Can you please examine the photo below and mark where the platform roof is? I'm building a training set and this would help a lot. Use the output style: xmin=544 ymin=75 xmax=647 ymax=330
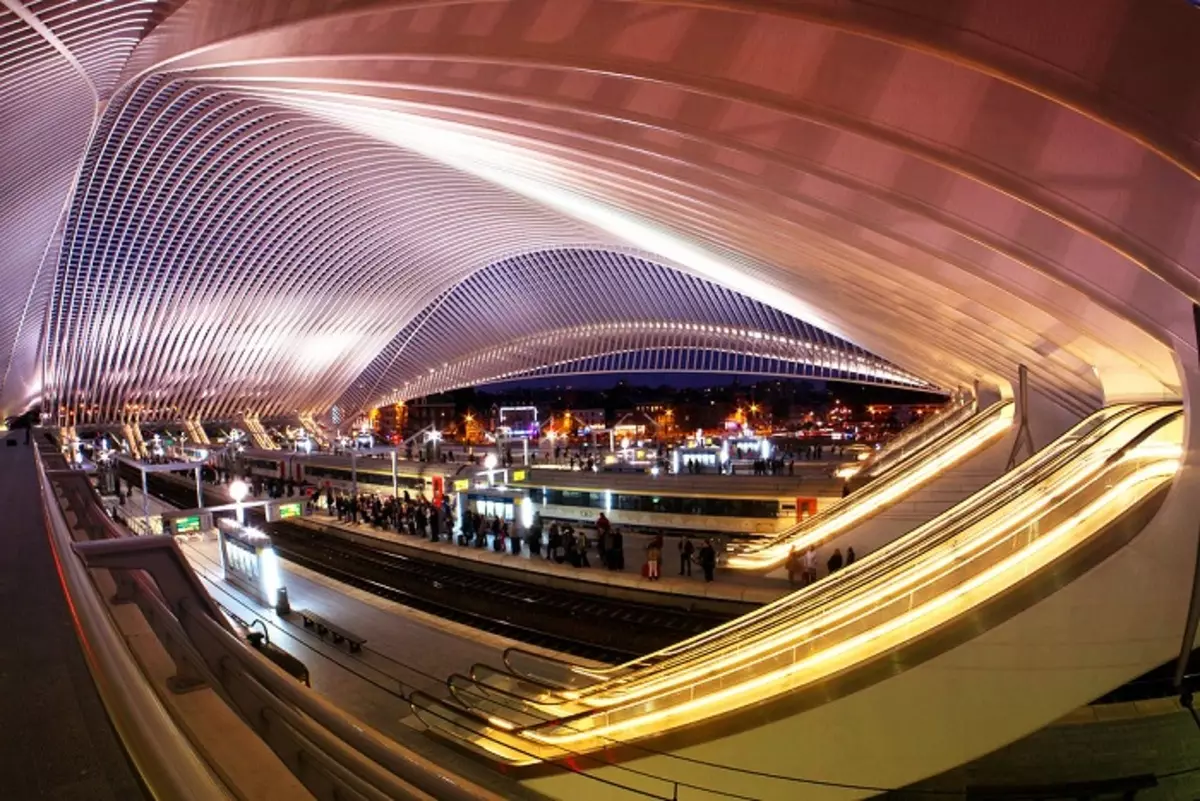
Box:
xmin=1 ymin=0 xmax=1197 ymax=425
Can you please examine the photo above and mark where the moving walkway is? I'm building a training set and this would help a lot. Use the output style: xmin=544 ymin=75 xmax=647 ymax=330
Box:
xmin=411 ymin=402 xmax=1182 ymax=767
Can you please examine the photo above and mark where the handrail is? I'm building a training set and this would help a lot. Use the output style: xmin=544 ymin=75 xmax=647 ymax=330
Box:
xmin=45 ymin=452 xmax=510 ymax=801
xmin=720 ymin=399 xmax=1015 ymax=570
xmin=33 ymin=447 xmax=232 ymax=801
xmin=495 ymin=404 xmax=1172 ymax=694
xmin=861 ymin=395 xmax=976 ymax=478
xmin=412 ymin=404 xmax=1183 ymax=763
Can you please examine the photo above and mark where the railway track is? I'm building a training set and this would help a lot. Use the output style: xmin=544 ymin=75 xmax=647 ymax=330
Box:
xmin=126 ymin=467 xmax=735 ymax=663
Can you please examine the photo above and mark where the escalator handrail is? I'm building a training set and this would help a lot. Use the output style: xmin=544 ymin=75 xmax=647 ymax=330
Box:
xmin=497 ymin=404 xmax=1177 ymax=698
xmin=731 ymin=399 xmax=1016 ymax=559
xmin=505 ymin=417 xmax=1182 ymax=733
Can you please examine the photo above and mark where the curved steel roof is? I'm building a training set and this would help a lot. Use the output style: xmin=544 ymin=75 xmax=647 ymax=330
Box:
xmin=1 ymin=0 xmax=1198 ymax=425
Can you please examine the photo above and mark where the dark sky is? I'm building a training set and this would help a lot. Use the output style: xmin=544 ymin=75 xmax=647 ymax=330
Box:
xmin=480 ymin=372 xmax=789 ymax=392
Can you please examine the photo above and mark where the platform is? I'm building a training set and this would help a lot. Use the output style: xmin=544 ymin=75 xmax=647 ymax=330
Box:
xmin=175 ymin=534 xmax=550 ymax=799
xmin=294 ymin=512 xmax=794 ymax=608
xmin=0 ymin=440 xmax=148 ymax=800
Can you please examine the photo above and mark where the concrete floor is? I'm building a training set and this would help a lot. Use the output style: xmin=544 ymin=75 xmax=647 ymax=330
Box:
xmin=0 ymin=440 xmax=147 ymax=800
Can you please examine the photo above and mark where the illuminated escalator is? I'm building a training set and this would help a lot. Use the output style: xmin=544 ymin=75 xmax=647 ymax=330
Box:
xmin=858 ymin=393 xmax=977 ymax=481
xmin=723 ymin=399 xmax=1017 ymax=571
xmin=411 ymin=402 xmax=1182 ymax=767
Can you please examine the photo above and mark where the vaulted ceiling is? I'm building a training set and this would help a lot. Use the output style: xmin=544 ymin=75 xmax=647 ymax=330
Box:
xmin=1 ymin=0 xmax=1197 ymax=425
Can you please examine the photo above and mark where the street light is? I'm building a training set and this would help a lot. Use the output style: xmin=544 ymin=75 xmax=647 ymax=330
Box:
xmin=229 ymin=479 xmax=249 ymax=525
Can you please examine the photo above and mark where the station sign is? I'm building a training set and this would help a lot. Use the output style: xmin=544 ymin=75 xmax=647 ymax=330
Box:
xmin=511 ymin=469 xmax=527 ymax=482
xmin=453 ymin=478 xmax=470 ymax=492
xmin=265 ymin=499 xmax=310 ymax=522
xmin=278 ymin=502 xmax=302 ymax=519
xmin=174 ymin=515 xmax=202 ymax=534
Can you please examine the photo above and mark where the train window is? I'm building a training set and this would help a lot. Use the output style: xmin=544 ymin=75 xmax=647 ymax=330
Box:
xmin=616 ymin=493 xmax=642 ymax=511
xmin=558 ymin=490 xmax=586 ymax=507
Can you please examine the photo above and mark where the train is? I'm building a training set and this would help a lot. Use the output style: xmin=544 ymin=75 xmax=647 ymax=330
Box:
xmin=238 ymin=449 xmax=839 ymax=540
xmin=240 ymin=451 xmax=459 ymax=499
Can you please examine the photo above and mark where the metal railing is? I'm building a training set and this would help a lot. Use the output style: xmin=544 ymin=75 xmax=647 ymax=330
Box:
xmin=409 ymin=404 xmax=1182 ymax=764
xmin=38 ymin=447 xmax=507 ymax=801
xmin=35 ymin=447 xmax=232 ymax=800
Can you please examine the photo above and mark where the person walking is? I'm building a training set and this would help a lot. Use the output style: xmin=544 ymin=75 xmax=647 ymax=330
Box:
xmin=679 ymin=534 xmax=695 ymax=576
xmin=698 ymin=539 xmax=717 ymax=582
xmin=646 ymin=534 xmax=663 ymax=580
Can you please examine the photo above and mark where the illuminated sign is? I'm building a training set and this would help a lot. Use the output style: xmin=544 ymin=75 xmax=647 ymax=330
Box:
xmin=512 ymin=469 xmax=527 ymax=482
xmin=278 ymin=502 xmax=302 ymax=519
xmin=453 ymin=478 xmax=470 ymax=492
xmin=174 ymin=515 xmax=202 ymax=534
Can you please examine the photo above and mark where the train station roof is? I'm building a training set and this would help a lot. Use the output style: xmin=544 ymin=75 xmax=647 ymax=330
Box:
xmin=1 ymin=1 xmax=1197 ymax=424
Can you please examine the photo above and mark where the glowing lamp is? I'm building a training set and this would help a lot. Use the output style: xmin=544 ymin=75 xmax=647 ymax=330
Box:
xmin=229 ymin=479 xmax=249 ymax=503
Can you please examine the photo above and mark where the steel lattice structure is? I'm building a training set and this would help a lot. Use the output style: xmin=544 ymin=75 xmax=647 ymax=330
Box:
xmin=341 ymin=247 xmax=928 ymax=414
xmin=378 ymin=319 xmax=928 ymax=406
xmin=0 ymin=0 xmax=1196 ymax=431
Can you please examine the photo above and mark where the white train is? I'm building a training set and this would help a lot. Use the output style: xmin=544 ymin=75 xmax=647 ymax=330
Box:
xmin=241 ymin=450 xmax=836 ymax=541
xmin=242 ymin=452 xmax=457 ymax=498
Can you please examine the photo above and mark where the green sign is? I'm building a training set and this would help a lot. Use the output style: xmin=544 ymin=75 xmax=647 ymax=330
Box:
xmin=175 ymin=515 xmax=202 ymax=534
xmin=278 ymin=502 xmax=302 ymax=519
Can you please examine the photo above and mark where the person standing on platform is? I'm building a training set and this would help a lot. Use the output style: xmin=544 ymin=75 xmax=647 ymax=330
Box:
xmin=679 ymin=534 xmax=695 ymax=576
xmin=646 ymin=534 xmax=663 ymax=580
xmin=698 ymin=539 xmax=716 ymax=582
xmin=827 ymin=547 xmax=844 ymax=575
xmin=845 ymin=546 xmax=856 ymax=567
xmin=576 ymin=529 xmax=590 ymax=568
xmin=786 ymin=545 xmax=801 ymax=586
xmin=803 ymin=546 xmax=818 ymax=586
xmin=612 ymin=528 xmax=625 ymax=570
xmin=600 ymin=526 xmax=614 ymax=569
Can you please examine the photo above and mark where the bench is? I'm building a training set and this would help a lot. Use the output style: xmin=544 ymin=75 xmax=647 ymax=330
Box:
xmin=295 ymin=608 xmax=366 ymax=652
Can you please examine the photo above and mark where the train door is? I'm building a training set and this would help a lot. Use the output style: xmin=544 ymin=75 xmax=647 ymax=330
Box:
xmin=795 ymin=497 xmax=818 ymax=521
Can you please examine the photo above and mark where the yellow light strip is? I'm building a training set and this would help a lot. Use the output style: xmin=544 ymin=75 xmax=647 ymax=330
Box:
xmin=525 ymin=458 xmax=1177 ymax=748
xmin=727 ymin=403 xmax=1014 ymax=569
xmin=568 ymin=444 xmax=1142 ymax=708
xmin=561 ymin=407 xmax=1159 ymax=690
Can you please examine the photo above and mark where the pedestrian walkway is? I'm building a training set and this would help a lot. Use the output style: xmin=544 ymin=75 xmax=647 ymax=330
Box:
xmin=297 ymin=511 xmax=793 ymax=606
xmin=0 ymin=440 xmax=148 ymax=800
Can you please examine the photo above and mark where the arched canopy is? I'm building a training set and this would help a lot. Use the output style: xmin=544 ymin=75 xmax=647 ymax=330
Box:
xmin=0 ymin=0 xmax=1197 ymax=426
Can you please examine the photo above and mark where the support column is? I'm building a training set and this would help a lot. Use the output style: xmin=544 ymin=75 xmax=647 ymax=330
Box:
xmin=141 ymin=470 xmax=150 ymax=533
xmin=1005 ymin=364 xmax=1035 ymax=470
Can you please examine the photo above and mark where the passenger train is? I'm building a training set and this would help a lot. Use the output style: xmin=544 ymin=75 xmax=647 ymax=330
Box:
xmin=241 ymin=451 xmax=458 ymax=499
xmin=239 ymin=450 xmax=837 ymax=540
